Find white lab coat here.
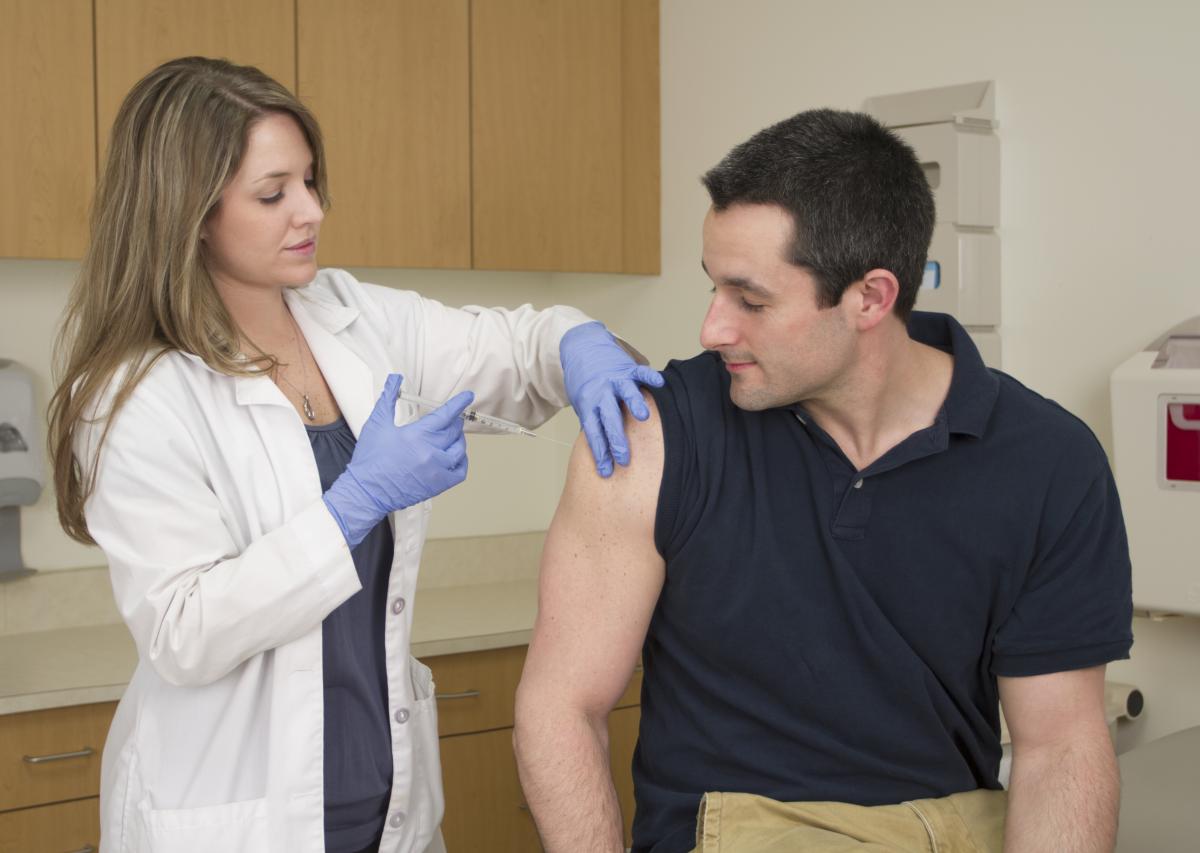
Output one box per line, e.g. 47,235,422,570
82,269,588,853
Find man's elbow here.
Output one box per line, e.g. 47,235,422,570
514,677,607,757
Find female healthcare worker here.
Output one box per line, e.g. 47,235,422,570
46,57,661,853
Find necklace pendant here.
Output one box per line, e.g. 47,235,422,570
302,395,316,421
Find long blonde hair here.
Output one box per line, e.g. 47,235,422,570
48,57,330,544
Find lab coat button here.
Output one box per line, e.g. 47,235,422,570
390,811,406,828
392,597,406,615
395,707,410,724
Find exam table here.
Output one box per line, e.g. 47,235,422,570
1115,724,1200,851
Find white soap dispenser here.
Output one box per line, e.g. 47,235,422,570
0,359,42,580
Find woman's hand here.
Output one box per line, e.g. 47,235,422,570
560,322,665,477
323,374,473,547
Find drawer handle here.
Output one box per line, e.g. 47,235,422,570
64,846,96,853
435,690,481,701
22,746,95,764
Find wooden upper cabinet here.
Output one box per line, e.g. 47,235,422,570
297,1,471,269
0,0,94,259
471,0,660,274
94,0,296,163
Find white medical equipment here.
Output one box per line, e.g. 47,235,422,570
1111,317,1200,615
0,359,42,580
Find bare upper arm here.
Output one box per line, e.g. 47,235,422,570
999,666,1109,752
517,392,666,719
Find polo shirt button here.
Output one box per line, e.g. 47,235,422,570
390,811,406,828
853,478,864,489
395,707,410,724
392,597,406,615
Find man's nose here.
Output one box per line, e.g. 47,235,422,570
699,298,736,351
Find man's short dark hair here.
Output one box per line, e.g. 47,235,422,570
701,109,935,321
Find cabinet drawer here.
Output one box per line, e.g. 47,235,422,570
424,647,643,738
0,702,116,812
424,646,526,737
0,795,100,853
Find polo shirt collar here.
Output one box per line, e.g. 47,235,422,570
906,311,998,439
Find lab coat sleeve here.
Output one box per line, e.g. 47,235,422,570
81,380,361,688
360,279,591,429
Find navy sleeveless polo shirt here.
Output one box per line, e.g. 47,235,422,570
633,312,1133,853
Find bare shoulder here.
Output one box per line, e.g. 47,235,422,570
558,390,664,526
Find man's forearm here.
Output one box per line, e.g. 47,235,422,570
513,705,625,853
1004,729,1119,852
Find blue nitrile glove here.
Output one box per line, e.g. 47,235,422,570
560,321,665,477
323,374,474,547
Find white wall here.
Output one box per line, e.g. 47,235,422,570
2,0,1197,745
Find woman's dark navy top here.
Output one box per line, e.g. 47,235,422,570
306,416,393,853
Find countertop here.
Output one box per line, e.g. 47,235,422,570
0,579,538,716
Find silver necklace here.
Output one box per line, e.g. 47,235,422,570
275,313,317,421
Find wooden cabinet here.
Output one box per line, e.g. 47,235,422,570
0,796,100,853
425,645,642,852
472,0,660,274
6,0,659,272
0,701,116,853
0,0,94,259
297,0,472,270
94,0,296,162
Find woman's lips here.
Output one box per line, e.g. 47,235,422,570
286,239,316,255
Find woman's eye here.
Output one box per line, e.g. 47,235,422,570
260,191,283,205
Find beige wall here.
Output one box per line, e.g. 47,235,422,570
2,0,1197,744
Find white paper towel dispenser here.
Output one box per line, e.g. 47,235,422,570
1111,318,1200,614
0,359,42,580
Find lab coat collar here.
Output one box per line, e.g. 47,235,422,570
173,284,373,435
284,287,374,437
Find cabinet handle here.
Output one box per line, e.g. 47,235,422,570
63,846,96,853
435,690,481,701
23,746,95,764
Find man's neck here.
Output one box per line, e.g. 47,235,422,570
802,322,954,471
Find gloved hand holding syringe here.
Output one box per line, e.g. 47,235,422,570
399,389,573,446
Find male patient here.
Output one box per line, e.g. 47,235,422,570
513,109,1133,853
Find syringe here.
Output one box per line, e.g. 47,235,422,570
399,389,571,445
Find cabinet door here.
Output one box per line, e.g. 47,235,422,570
0,796,100,853
608,705,641,848
95,0,296,161
0,0,94,259
440,727,543,853
471,0,659,274
297,1,471,269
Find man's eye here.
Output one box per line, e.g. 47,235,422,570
740,299,765,312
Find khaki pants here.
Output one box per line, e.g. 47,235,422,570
691,788,1007,852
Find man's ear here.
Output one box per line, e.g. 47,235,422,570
851,268,900,331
